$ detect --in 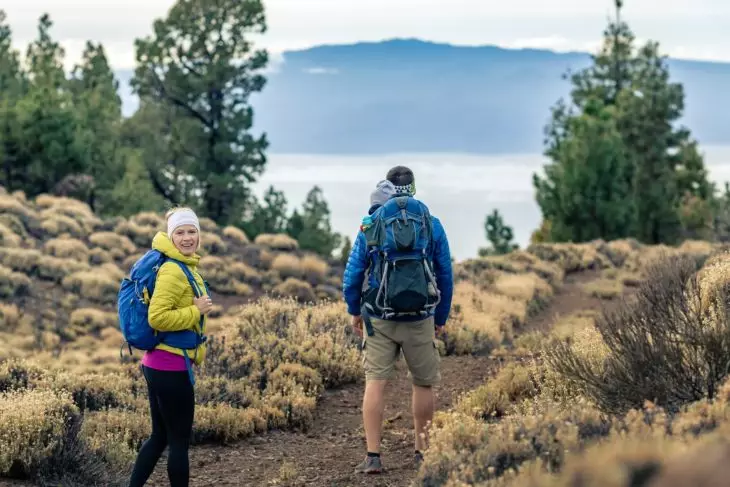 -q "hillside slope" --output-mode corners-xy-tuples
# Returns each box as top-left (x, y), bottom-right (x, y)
(0, 187), (342, 372)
